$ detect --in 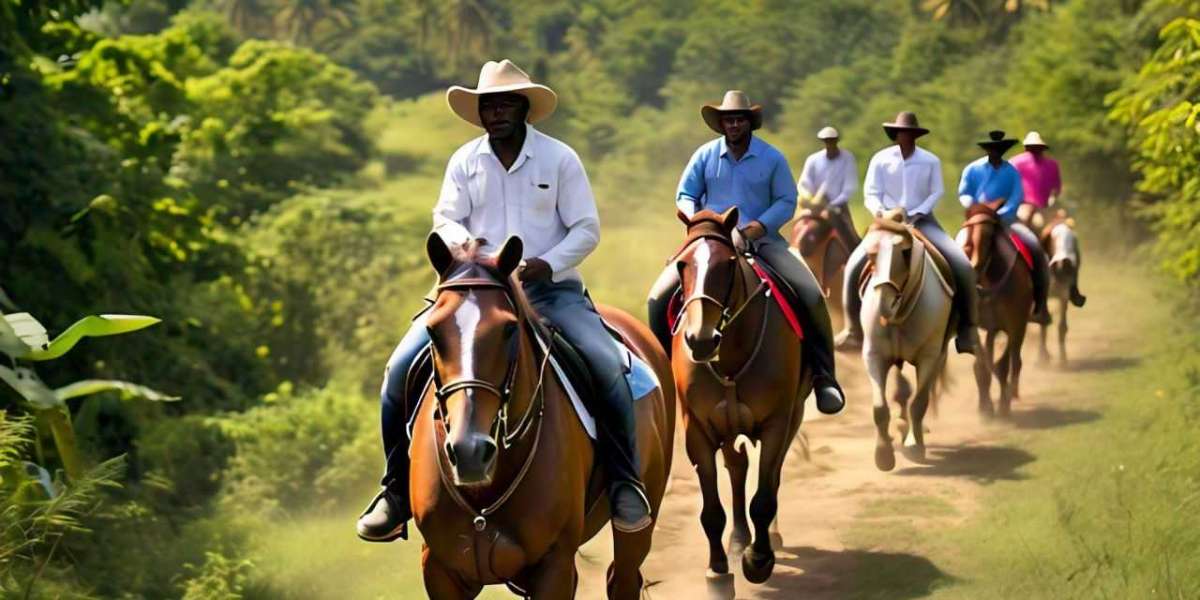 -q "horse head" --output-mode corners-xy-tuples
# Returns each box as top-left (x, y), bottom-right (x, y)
(961, 203), (1001, 276)
(791, 206), (833, 256)
(864, 209), (913, 323)
(673, 207), (742, 362)
(425, 233), (535, 486)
